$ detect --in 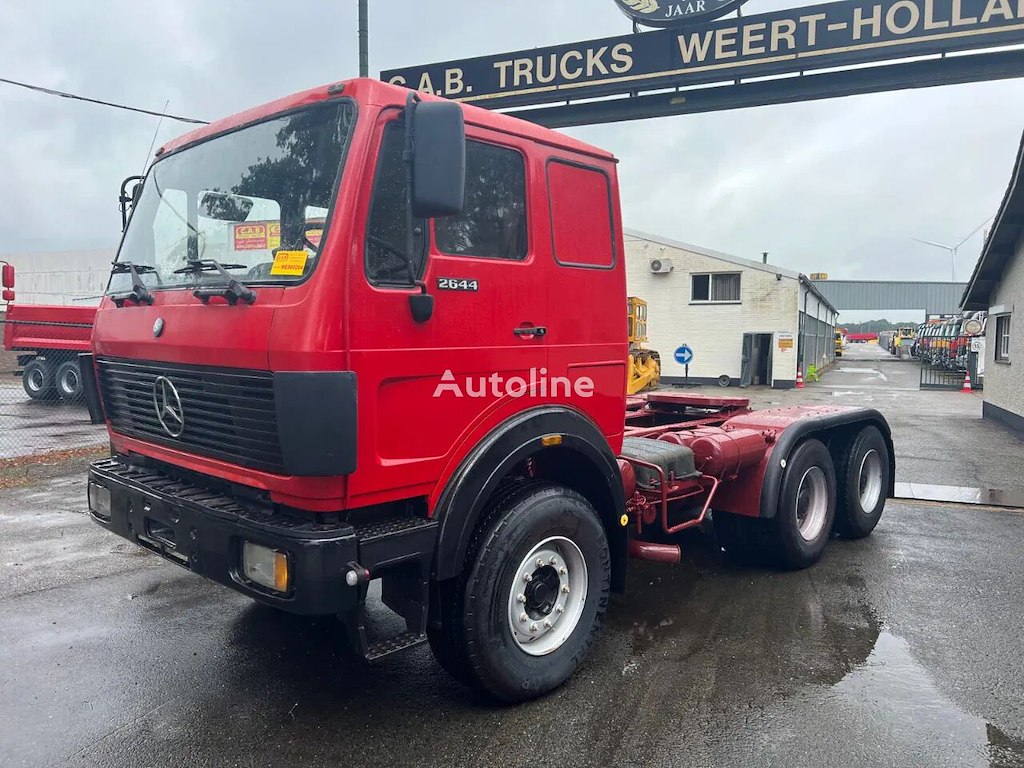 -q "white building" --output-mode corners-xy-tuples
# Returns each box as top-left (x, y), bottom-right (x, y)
(1, 249), (112, 306)
(625, 230), (839, 389)
(962, 129), (1023, 437)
